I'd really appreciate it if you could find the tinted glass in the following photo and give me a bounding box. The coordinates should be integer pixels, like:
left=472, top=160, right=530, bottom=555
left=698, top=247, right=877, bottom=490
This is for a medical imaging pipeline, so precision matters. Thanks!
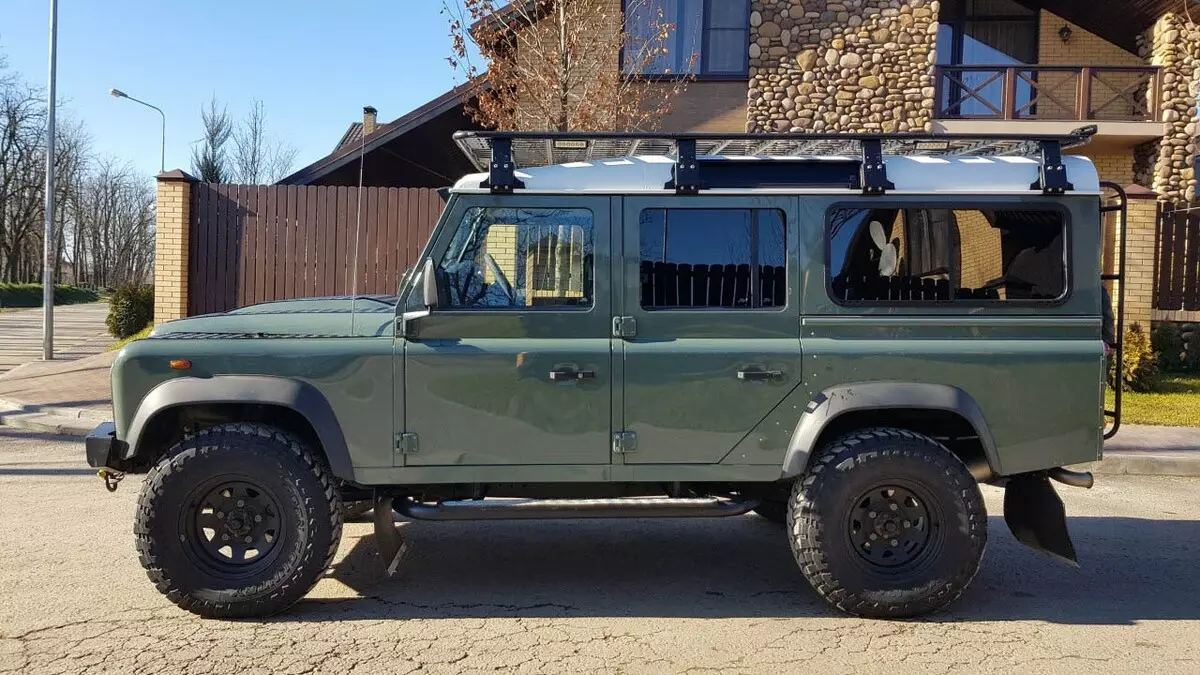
left=828, top=207, right=1066, bottom=303
left=639, top=208, right=786, bottom=309
left=439, top=207, right=593, bottom=309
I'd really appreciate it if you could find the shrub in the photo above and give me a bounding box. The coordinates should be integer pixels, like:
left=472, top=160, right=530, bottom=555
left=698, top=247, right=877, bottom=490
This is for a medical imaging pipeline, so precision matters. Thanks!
left=1152, top=322, right=1186, bottom=372
left=1154, top=322, right=1200, bottom=373
left=1185, top=327, right=1200, bottom=373
left=1111, top=323, right=1159, bottom=393
left=0, top=283, right=99, bottom=308
left=106, top=285, right=154, bottom=339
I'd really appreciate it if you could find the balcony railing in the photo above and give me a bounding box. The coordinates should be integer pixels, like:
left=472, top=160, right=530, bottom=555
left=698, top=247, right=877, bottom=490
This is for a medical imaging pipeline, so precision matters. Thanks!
left=934, top=65, right=1162, bottom=122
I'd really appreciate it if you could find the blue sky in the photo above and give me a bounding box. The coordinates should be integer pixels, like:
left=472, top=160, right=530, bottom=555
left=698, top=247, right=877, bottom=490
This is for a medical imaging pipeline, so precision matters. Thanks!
left=1, top=1, right=470, bottom=180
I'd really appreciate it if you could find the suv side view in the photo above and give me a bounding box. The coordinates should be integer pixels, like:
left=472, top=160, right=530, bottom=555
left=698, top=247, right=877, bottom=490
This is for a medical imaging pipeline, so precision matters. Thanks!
left=87, top=128, right=1122, bottom=620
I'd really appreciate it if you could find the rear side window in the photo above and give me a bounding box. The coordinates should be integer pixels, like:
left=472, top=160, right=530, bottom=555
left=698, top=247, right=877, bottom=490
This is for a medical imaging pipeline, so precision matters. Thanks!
left=639, top=208, right=786, bottom=309
left=828, top=206, right=1067, bottom=303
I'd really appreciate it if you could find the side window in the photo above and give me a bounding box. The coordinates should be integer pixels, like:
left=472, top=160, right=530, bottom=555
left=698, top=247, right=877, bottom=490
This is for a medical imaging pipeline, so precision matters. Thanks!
left=639, top=208, right=786, bottom=309
left=828, top=206, right=1066, bottom=303
left=438, top=207, right=593, bottom=309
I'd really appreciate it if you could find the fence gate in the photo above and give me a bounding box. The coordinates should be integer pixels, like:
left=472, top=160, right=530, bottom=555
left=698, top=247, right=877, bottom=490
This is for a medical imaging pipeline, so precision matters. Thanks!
left=188, top=184, right=444, bottom=316
left=1154, top=201, right=1200, bottom=313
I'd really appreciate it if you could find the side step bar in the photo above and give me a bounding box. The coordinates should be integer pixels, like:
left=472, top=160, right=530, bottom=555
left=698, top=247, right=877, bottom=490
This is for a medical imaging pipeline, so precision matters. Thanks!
left=395, top=496, right=760, bottom=521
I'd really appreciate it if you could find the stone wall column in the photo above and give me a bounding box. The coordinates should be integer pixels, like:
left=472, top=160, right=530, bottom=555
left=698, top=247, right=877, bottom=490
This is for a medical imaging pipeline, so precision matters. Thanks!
left=154, top=170, right=196, bottom=322
left=1118, top=185, right=1160, bottom=329
left=748, top=0, right=938, bottom=134
left=1140, top=14, right=1200, bottom=203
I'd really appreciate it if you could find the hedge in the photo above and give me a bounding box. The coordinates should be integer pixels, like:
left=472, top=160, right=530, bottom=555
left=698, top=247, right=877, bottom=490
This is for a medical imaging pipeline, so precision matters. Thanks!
left=0, top=283, right=99, bottom=308
left=106, top=285, right=154, bottom=339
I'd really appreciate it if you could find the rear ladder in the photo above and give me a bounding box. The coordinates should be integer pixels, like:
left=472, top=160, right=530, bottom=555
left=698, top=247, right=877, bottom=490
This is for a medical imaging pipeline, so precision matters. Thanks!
left=1100, top=181, right=1127, bottom=439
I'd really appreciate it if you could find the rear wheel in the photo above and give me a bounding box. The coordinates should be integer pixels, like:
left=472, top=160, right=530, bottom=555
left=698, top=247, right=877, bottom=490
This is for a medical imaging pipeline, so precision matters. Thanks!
left=135, top=423, right=342, bottom=618
left=788, top=427, right=987, bottom=619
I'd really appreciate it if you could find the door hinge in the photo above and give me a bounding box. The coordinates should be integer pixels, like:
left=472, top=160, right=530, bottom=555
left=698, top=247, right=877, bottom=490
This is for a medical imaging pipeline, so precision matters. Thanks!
left=613, top=431, right=637, bottom=454
left=612, top=316, right=637, bottom=338
left=395, top=432, right=418, bottom=455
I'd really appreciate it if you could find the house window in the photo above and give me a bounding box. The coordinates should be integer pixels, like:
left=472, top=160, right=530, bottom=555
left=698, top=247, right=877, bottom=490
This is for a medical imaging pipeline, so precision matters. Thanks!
left=639, top=208, right=786, bottom=309
left=623, top=1, right=749, bottom=77
left=828, top=206, right=1067, bottom=304
left=937, top=0, right=1039, bottom=116
left=438, top=207, right=594, bottom=309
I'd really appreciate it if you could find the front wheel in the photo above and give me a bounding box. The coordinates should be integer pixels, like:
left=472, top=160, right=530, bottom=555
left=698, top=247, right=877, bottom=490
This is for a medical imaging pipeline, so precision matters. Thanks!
left=135, top=423, right=343, bottom=618
left=788, top=427, right=987, bottom=619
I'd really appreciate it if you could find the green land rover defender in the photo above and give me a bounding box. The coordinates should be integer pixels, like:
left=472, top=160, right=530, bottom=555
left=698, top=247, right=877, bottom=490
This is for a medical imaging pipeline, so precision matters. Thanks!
left=86, top=127, right=1125, bottom=620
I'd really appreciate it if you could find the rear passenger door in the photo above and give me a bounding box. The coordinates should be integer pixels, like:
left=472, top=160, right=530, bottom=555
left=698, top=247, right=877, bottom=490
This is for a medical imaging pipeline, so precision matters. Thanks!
left=617, top=196, right=802, bottom=464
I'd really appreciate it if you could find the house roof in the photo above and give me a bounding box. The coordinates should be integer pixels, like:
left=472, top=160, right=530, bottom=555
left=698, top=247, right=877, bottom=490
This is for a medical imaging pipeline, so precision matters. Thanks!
left=279, top=80, right=482, bottom=187
left=333, top=121, right=397, bottom=153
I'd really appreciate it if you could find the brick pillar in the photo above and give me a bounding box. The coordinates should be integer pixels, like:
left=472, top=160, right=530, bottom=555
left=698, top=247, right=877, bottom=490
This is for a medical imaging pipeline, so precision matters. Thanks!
left=154, top=170, right=196, bottom=322
left=1118, top=184, right=1160, bottom=329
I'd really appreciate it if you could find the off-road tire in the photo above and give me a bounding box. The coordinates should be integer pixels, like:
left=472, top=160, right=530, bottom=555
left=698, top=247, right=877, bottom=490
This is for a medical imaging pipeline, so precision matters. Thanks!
left=788, top=427, right=987, bottom=619
left=752, top=500, right=788, bottom=524
left=135, top=423, right=343, bottom=618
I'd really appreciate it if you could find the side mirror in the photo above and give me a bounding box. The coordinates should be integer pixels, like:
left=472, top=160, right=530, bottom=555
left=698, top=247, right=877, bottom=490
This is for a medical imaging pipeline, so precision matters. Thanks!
left=422, top=259, right=439, bottom=308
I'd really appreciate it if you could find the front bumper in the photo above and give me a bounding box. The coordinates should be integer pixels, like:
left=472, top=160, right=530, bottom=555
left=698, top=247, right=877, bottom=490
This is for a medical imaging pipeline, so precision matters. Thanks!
left=85, top=422, right=128, bottom=471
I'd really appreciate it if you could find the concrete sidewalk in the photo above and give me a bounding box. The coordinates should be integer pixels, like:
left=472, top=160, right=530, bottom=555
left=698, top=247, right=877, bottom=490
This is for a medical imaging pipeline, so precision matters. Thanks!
left=0, top=302, right=114, bottom=376
left=0, top=349, right=1197, bottom=476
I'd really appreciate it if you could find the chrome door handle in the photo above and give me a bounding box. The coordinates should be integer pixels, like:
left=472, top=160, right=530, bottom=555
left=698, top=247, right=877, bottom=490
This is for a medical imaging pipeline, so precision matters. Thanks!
left=737, top=369, right=782, bottom=382
left=549, top=369, right=596, bottom=381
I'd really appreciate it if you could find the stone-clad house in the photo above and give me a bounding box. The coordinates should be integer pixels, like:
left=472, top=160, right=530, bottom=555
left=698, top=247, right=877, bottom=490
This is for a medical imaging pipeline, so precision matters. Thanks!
left=293, top=0, right=1196, bottom=202
left=271, top=0, right=1198, bottom=326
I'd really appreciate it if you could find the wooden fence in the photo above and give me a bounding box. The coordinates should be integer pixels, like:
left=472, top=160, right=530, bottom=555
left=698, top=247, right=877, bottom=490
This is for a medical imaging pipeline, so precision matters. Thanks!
left=188, top=184, right=444, bottom=315
left=1155, top=201, right=1200, bottom=313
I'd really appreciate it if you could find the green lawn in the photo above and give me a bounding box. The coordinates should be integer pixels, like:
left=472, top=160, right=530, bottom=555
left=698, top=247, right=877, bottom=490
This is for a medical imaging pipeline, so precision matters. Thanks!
left=109, top=324, right=154, bottom=351
left=1106, top=374, right=1200, bottom=426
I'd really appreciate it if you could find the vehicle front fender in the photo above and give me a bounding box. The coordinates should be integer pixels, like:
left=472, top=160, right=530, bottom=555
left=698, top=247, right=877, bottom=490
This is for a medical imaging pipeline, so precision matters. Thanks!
left=122, top=375, right=354, bottom=481
left=780, top=381, right=999, bottom=480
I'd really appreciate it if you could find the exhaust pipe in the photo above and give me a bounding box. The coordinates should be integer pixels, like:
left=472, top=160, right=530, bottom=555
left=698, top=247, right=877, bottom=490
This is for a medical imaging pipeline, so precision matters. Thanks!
left=1048, top=467, right=1094, bottom=489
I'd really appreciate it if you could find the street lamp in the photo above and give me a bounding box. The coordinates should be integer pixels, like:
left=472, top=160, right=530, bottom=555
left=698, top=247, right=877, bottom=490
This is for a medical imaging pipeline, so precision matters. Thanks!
left=110, top=88, right=165, bottom=172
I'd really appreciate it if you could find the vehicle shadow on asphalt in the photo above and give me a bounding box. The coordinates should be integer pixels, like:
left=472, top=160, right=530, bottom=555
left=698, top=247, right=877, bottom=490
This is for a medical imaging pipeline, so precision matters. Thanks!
left=269, top=514, right=1200, bottom=626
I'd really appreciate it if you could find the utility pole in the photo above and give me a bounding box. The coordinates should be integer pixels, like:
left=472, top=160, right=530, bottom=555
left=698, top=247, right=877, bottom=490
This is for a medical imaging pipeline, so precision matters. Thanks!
left=42, top=0, right=59, bottom=361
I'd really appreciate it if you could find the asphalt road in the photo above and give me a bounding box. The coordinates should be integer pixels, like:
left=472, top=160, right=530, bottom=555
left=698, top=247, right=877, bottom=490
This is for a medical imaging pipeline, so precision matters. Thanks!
left=1, top=428, right=1198, bottom=675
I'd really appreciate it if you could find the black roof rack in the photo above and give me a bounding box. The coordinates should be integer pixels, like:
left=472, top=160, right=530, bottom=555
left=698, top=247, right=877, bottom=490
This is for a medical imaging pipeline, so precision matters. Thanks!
left=452, top=125, right=1097, bottom=196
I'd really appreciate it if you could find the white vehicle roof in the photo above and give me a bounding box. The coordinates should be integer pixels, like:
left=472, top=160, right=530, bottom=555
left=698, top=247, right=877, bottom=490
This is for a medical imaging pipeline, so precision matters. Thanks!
left=451, top=154, right=1100, bottom=195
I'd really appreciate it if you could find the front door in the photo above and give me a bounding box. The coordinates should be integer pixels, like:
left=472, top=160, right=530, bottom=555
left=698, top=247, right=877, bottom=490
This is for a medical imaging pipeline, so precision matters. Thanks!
left=618, top=196, right=803, bottom=464
left=403, top=195, right=613, bottom=466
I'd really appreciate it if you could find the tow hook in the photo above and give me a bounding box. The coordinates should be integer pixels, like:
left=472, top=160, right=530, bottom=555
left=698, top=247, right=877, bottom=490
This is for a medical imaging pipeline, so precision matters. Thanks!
left=97, top=468, right=125, bottom=492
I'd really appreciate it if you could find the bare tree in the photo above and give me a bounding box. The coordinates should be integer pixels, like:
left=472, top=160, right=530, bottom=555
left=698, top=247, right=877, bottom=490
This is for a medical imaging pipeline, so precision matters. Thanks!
left=232, top=99, right=298, bottom=184
left=1, top=52, right=154, bottom=287
left=444, top=0, right=694, bottom=131
left=67, top=159, right=155, bottom=287
left=190, top=96, right=232, bottom=183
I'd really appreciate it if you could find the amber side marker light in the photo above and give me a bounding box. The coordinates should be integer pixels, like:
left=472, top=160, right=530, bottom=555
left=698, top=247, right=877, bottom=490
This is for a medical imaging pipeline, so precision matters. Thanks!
left=169, top=359, right=192, bottom=371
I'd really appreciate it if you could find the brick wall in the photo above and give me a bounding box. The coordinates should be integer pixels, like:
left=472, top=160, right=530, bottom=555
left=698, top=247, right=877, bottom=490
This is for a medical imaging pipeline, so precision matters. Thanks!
left=1035, top=10, right=1146, bottom=121
left=956, top=209, right=1003, bottom=291
left=153, top=171, right=194, bottom=322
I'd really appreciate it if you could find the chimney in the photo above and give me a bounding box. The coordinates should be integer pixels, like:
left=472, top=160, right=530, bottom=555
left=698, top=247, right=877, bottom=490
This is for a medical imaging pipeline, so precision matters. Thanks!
left=363, top=106, right=378, bottom=136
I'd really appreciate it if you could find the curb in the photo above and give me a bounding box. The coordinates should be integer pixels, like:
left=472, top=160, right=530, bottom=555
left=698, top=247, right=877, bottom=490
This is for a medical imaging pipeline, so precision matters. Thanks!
left=0, top=397, right=106, bottom=437
left=1077, top=452, right=1200, bottom=478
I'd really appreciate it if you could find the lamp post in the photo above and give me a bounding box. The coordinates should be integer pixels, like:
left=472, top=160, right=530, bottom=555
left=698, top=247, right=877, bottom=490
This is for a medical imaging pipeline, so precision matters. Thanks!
left=109, top=88, right=165, bottom=172
left=42, top=0, right=58, bottom=361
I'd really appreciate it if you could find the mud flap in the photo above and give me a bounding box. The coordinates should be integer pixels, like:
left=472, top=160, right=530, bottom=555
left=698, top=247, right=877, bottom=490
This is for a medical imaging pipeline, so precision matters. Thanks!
left=1003, top=473, right=1079, bottom=566
left=373, top=495, right=408, bottom=576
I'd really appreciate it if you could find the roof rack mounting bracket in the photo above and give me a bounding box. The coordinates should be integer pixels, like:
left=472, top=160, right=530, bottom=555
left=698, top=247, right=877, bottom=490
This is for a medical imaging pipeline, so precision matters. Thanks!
left=1031, top=139, right=1073, bottom=194
left=859, top=139, right=894, bottom=195
left=481, top=136, right=525, bottom=194
left=667, top=138, right=700, bottom=194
